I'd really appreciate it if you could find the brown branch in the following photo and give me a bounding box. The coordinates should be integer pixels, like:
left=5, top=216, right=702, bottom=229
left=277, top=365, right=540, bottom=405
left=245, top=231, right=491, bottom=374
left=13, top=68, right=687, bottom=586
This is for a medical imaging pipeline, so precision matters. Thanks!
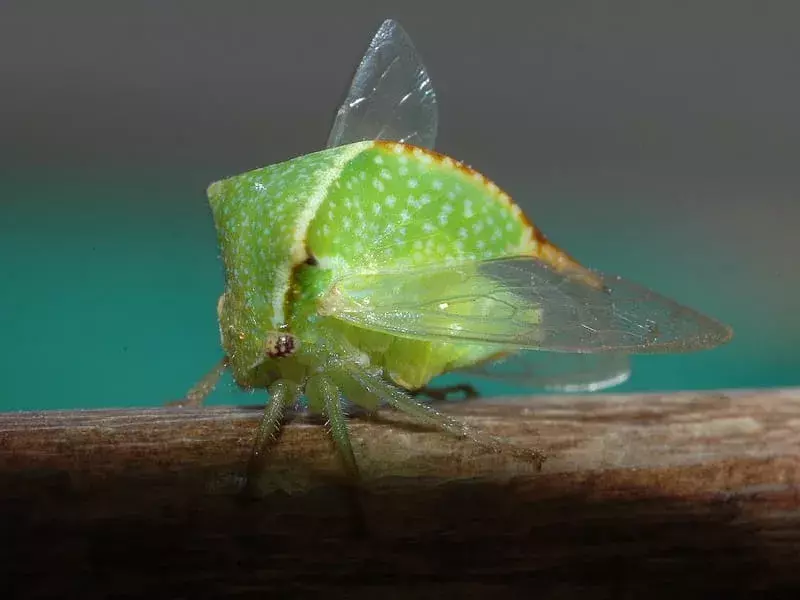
left=1, top=389, right=799, bottom=597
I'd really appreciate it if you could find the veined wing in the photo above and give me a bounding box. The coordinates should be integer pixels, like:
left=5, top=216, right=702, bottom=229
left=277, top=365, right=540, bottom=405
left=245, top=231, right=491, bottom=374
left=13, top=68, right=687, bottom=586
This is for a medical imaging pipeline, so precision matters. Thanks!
left=459, top=350, right=631, bottom=392
left=318, top=256, right=733, bottom=354
left=326, top=19, right=438, bottom=150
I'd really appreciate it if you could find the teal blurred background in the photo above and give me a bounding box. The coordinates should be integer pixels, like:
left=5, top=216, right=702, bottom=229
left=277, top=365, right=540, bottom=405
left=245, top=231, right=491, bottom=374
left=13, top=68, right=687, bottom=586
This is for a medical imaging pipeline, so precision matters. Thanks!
left=2, top=2, right=798, bottom=410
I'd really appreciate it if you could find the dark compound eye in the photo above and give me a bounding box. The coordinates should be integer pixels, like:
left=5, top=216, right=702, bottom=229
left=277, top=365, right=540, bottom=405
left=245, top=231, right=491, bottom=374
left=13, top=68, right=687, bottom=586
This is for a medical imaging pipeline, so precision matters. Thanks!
left=266, top=333, right=296, bottom=358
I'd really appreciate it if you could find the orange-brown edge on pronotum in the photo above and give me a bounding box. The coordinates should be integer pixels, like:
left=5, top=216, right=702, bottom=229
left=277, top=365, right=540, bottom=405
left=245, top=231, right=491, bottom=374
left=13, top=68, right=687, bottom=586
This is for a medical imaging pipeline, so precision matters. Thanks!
left=372, top=141, right=602, bottom=287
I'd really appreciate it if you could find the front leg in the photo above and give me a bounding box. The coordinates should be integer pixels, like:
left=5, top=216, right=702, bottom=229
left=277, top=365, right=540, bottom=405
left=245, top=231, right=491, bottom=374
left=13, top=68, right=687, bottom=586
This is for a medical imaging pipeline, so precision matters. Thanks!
left=166, top=356, right=229, bottom=408
left=243, top=379, right=300, bottom=497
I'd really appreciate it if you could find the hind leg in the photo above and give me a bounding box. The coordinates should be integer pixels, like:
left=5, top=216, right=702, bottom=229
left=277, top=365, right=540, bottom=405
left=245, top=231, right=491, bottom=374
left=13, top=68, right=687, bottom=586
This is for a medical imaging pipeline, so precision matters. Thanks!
left=412, top=382, right=479, bottom=403
left=337, top=362, right=546, bottom=469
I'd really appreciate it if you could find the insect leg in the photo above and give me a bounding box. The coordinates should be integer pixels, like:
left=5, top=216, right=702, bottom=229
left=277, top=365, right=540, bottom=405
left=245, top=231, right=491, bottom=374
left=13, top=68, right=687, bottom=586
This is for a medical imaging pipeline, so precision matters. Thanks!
left=243, top=379, right=299, bottom=496
left=306, top=374, right=360, bottom=480
left=306, top=373, right=367, bottom=536
left=167, top=356, right=229, bottom=407
left=357, top=371, right=546, bottom=468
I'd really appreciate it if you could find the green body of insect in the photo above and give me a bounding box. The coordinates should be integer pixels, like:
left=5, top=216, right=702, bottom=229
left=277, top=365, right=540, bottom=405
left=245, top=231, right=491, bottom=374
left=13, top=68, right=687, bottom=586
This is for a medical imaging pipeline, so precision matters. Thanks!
left=210, top=139, right=583, bottom=396
left=181, top=19, right=732, bottom=480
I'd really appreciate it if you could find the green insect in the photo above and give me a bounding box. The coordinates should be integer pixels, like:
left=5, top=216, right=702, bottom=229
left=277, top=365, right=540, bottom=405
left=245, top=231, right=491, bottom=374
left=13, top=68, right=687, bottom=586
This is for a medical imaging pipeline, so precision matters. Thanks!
left=180, top=19, right=732, bottom=479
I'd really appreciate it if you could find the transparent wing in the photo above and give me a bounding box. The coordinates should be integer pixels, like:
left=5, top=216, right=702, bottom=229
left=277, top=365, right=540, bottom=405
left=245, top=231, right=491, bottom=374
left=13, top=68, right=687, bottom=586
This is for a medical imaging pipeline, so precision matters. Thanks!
left=326, top=19, right=438, bottom=150
left=319, top=256, right=733, bottom=354
left=458, top=350, right=632, bottom=392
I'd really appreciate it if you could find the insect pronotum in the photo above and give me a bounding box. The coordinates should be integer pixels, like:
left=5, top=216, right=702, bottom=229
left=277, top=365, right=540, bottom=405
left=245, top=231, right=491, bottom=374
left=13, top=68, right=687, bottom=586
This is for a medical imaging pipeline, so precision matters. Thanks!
left=178, top=19, right=732, bottom=481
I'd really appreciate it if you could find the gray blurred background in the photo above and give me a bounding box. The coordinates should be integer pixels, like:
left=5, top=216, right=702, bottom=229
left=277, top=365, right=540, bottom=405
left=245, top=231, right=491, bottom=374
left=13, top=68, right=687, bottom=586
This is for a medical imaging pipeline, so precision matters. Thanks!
left=1, top=1, right=798, bottom=409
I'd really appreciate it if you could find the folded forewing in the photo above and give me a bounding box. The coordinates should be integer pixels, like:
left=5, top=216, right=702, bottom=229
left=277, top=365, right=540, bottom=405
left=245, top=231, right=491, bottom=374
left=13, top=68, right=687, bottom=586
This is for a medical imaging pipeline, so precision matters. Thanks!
left=319, top=256, right=733, bottom=354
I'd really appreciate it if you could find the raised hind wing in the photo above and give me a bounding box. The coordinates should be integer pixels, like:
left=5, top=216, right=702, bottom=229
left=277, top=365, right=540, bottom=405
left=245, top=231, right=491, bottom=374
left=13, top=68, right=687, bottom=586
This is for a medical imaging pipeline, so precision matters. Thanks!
left=318, top=256, right=733, bottom=354
left=326, top=19, right=438, bottom=150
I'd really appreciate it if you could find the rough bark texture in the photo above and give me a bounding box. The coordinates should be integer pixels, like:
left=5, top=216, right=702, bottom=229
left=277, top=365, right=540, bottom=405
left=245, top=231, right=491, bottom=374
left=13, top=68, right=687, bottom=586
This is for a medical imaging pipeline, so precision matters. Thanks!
left=1, top=389, right=799, bottom=598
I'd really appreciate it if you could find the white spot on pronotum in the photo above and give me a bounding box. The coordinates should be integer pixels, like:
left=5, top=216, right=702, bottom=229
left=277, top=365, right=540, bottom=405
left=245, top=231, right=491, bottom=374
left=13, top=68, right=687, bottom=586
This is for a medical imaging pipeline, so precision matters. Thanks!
left=400, top=210, right=411, bottom=223
left=380, top=168, right=392, bottom=180
left=372, top=203, right=382, bottom=216
left=463, top=201, right=474, bottom=219
left=432, top=179, right=443, bottom=190
left=372, top=178, right=385, bottom=192
left=373, top=155, right=384, bottom=165
left=422, top=222, right=435, bottom=233
left=407, top=178, right=418, bottom=189
left=385, top=195, right=396, bottom=207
